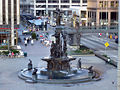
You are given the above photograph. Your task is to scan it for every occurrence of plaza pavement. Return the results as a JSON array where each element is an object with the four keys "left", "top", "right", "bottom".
[{"left": 0, "top": 38, "right": 117, "bottom": 90}]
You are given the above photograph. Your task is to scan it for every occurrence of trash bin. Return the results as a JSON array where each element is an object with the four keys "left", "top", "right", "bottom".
[
  {"left": 36, "top": 38, "right": 38, "bottom": 40},
  {"left": 24, "top": 52, "right": 27, "bottom": 57}
]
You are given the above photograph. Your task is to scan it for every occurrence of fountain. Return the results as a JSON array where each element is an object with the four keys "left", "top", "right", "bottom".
[
  {"left": 41, "top": 28, "right": 77, "bottom": 79},
  {"left": 18, "top": 8, "right": 100, "bottom": 83}
]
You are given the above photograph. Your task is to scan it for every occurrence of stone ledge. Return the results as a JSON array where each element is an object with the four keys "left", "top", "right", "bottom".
[
  {"left": 18, "top": 68, "right": 100, "bottom": 84},
  {"left": 94, "top": 52, "right": 117, "bottom": 67}
]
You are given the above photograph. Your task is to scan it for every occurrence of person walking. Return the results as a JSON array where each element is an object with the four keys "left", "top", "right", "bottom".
[
  {"left": 24, "top": 40, "right": 27, "bottom": 46},
  {"left": 29, "top": 36, "right": 32, "bottom": 40},
  {"left": 11, "top": 52, "right": 14, "bottom": 58},
  {"left": 31, "top": 39, "right": 34, "bottom": 45},
  {"left": 8, "top": 52, "right": 12, "bottom": 58}
]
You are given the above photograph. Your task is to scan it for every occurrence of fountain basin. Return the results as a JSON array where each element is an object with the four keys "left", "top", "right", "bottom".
[{"left": 18, "top": 67, "right": 100, "bottom": 84}]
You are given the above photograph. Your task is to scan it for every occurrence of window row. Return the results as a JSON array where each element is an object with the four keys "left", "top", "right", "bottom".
[
  {"left": 36, "top": 5, "right": 70, "bottom": 8},
  {"left": 36, "top": 0, "right": 87, "bottom": 3},
  {"left": 99, "top": 1, "right": 118, "bottom": 8}
]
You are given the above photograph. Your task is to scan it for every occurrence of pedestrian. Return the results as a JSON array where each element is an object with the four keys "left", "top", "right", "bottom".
[
  {"left": 40, "top": 38, "right": 43, "bottom": 43},
  {"left": 24, "top": 40, "right": 27, "bottom": 46},
  {"left": 29, "top": 36, "right": 32, "bottom": 40},
  {"left": 24, "top": 37, "right": 26, "bottom": 40},
  {"left": 45, "top": 40, "right": 50, "bottom": 47},
  {"left": 27, "top": 38, "right": 30, "bottom": 44},
  {"left": 8, "top": 52, "right": 12, "bottom": 58},
  {"left": 31, "top": 39, "right": 34, "bottom": 45},
  {"left": 26, "top": 37, "right": 28, "bottom": 41},
  {"left": 11, "top": 52, "right": 14, "bottom": 58},
  {"left": 78, "top": 58, "right": 81, "bottom": 69},
  {"left": 112, "top": 81, "right": 114, "bottom": 84}
]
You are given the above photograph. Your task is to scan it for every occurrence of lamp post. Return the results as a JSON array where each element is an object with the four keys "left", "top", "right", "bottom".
[
  {"left": 7, "top": 32, "right": 10, "bottom": 52},
  {"left": 33, "top": 19, "right": 35, "bottom": 31},
  {"left": 117, "top": 0, "right": 120, "bottom": 90}
]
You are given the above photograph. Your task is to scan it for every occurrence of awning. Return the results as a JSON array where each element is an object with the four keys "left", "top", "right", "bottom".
[{"left": 0, "top": 32, "right": 10, "bottom": 34}]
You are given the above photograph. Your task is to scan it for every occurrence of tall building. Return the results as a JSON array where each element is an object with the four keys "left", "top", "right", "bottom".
[
  {"left": 20, "top": 0, "right": 34, "bottom": 15},
  {"left": 20, "top": 0, "right": 88, "bottom": 26},
  {"left": 0, "top": 0, "right": 20, "bottom": 46},
  {"left": 20, "top": 0, "right": 87, "bottom": 16},
  {"left": 33, "top": 0, "right": 87, "bottom": 17},
  {"left": 87, "top": 0, "right": 118, "bottom": 27}
]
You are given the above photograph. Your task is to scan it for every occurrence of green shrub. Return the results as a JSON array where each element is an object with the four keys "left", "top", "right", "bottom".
[
  {"left": 102, "top": 54, "right": 110, "bottom": 59},
  {"left": 103, "top": 54, "right": 107, "bottom": 57},
  {"left": 10, "top": 49, "right": 19, "bottom": 54},
  {"left": 32, "top": 32, "right": 36, "bottom": 39},
  {"left": 2, "top": 51, "right": 9, "bottom": 56},
  {"left": 0, "top": 52, "right": 1, "bottom": 55},
  {"left": 0, "top": 46, "right": 8, "bottom": 49},
  {"left": 73, "top": 47, "right": 93, "bottom": 54}
]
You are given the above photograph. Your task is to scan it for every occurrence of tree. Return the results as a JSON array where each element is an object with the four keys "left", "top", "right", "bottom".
[{"left": 32, "top": 32, "right": 36, "bottom": 39}]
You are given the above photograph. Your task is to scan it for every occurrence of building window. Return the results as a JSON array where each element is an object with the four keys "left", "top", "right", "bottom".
[
  {"left": 36, "top": 5, "right": 46, "bottom": 8},
  {"left": 88, "top": 11, "right": 90, "bottom": 18},
  {"left": 83, "top": 0, "right": 87, "bottom": 3},
  {"left": 111, "top": 1, "right": 114, "bottom": 7},
  {"left": 48, "top": 5, "right": 59, "bottom": 8},
  {"left": 61, "top": 5, "right": 69, "bottom": 8},
  {"left": 36, "top": 0, "right": 46, "bottom": 3},
  {"left": 72, "top": 0, "right": 80, "bottom": 3},
  {"left": 72, "top": 5, "right": 80, "bottom": 7},
  {"left": 99, "top": 1, "right": 103, "bottom": 8},
  {"left": 81, "top": 11, "right": 86, "bottom": 18},
  {"left": 61, "top": 0, "right": 69, "bottom": 3},
  {"left": 115, "top": 1, "right": 118, "bottom": 7},
  {"left": 111, "top": 12, "right": 118, "bottom": 21},
  {"left": 100, "top": 12, "right": 108, "bottom": 20},
  {"left": 104, "top": 1, "right": 108, "bottom": 8},
  {"left": 8, "top": 0, "right": 11, "bottom": 24},
  {"left": 14, "top": 0, "right": 17, "bottom": 24},
  {"left": 3, "top": 0, "right": 5, "bottom": 24},
  {"left": 48, "top": 0, "right": 59, "bottom": 3}
]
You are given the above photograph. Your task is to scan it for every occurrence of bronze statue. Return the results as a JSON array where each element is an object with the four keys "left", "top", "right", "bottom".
[
  {"left": 54, "top": 8, "right": 64, "bottom": 26},
  {"left": 88, "top": 66, "right": 93, "bottom": 73},
  {"left": 50, "top": 41, "right": 55, "bottom": 57},
  {"left": 32, "top": 68, "right": 38, "bottom": 75},
  {"left": 28, "top": 59, "right": 32, "bottom": 70},
  {"left": 78, "top": 58, "right": 81, "bottom": 69}
]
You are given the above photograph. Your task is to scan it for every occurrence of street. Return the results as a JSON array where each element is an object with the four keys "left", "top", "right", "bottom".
[{"left": 81, "top": 33, "right": 118, "bottom": 62}]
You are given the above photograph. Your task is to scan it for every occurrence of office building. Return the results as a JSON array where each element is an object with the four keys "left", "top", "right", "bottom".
[
  {"left": 87, "top": 0, "right": 118, "bottom": 27},
  {"left": 0, "top": 0, "right": 20, "bottom": 46}
]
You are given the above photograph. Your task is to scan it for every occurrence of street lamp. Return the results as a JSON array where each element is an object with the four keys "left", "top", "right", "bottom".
[
  {"left": 33, "top": 19, "right": 35, "bottom": 31},
  {"left": 7, "top": 32, "right": 10, "bottom": 52}
]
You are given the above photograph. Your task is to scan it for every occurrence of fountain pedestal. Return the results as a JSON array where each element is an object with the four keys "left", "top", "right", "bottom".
[{"left": 41, "top": 57, "right": 76, "bottom": 79}]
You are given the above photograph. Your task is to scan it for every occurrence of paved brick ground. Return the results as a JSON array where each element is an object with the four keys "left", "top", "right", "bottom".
[{"left": 0, "top": 38, "right": 117, "bottom": 90}]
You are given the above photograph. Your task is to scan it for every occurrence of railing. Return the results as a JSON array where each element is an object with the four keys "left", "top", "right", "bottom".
[
  {"left": 79, "top": 25, "right": 118, "bottom": 30},
  {"left": 65, "top": 25, "right": 118, "bottom": 34}
]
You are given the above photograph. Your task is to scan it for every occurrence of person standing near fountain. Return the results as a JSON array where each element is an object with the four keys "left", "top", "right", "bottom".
[
  {"left": 28, "top": 59, "right": 33, "bottom": 70},
  {"left": 78, "top": 58, "right": 81, "bottom": 69},
  {"left": 32, "top": 68, "right": 38, "bottom": 82}
]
